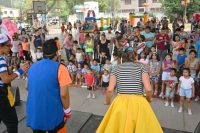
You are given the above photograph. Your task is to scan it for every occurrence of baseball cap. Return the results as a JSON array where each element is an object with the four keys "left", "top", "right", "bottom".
[
  {"left": 43, "top": 39, "right": 58, "bottom": 58},
  {"left": 0, "top": 34, "right": 9, "bottom": 44}
]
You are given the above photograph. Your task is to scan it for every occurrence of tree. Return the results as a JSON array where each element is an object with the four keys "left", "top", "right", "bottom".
[
  {"left": 97, "top": 0, "right": 109, "bottom": 12},
  {"left": 161, "top": 0, "right": 200, "bottom": 19}
]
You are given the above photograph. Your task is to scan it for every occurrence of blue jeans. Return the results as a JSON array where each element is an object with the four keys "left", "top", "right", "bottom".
[
  {"left": 65, "top": 49, "right": 72, "bottom": 61},
  {"left": 157, "top": 49, "right": 167, "bottom": 62}
]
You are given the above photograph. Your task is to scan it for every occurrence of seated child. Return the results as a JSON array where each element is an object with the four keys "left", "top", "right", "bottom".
[
  {"left": 103, "top": 59, "right": 112, "bottom": 72},
  {"left": 101, "top": 70, "right": 110, "bottom": 93},
  {"left": 67, "top": 60, "right": 77, "bottom": 83},
  {"left": 111, "top": 53, "right": 120, "bottom": 69},
  {"left": 75, "top": 48, "right": 84, "bottom": 65},
  {"left": 76, "top": 63, "right": 82, "bottom": 85}
]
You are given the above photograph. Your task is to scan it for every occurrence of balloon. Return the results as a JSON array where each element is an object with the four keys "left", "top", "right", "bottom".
[{"left": 1, "top": 18, "right": 19, "bottom": 39}]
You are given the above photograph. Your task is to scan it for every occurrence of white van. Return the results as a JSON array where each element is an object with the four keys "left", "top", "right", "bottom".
[{"left": 48, "top": 19, "right": 59, "bottom": 25}]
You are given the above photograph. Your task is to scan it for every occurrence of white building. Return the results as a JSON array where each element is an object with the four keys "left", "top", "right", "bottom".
[
  {"left": 0, "top": 6, "right": 20, "bottom": 18},
  {"left": 119, "top": 0, "right": 163, "bottom": 17}
]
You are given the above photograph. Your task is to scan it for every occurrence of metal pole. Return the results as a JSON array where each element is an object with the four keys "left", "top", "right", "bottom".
[{"left": 184, "top": 5, "right": 187, "bottom": 22}]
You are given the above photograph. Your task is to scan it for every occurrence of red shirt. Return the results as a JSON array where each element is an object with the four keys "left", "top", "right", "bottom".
[
  {"left": 84, "top": 74, "right": 94, "bottom": 86},
  {"left": 61, "top": 25, "right": 65, "bottom": 32},
  {"left": 156, "top": 34, "right": 169, "bottom": 50}
]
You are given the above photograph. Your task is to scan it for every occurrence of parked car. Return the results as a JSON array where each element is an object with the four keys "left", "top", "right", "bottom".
[{"left": 48, "top": 19, "right": 59, "bottom": 25}]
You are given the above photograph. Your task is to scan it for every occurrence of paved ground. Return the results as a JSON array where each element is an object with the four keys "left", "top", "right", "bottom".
[
  {"left": 10, "top": 26, "right": 200, "bottom": 133},
  {"left": 12, "top": 79, "right": 200, "bottom": 133}
]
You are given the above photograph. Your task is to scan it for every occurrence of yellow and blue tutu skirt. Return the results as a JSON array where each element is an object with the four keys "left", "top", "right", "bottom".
[{"left": 96, "top": 94, "right": 163, "bottom": 133}]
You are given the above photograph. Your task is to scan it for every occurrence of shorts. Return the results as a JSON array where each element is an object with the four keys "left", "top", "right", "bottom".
[
  {"left": 162, "top": 71, "right": 170, "bottom": 81},
  {"left": 87, "top": 86, "right": 95, "bottom": 91},
  {"left": 179, "top": 88, "right": 192, "bottom": 98},
  {"left": 165, "top": 88, "right": 175, "bottom": 98},
  {"left": 102, "top": 82, "right": 109, "bottom": 88},
  {"left": 150, "top": 75, "right": 159, "bottom": 82}
]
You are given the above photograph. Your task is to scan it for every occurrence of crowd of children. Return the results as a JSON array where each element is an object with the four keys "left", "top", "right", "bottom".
[
  {"left": 6, "top": 30, "right": 32, "bottom": 79},
  {"left": 59, "top": 18, "right": 200, "bottom": 115},
  {"left": 9, "top": 19, "right": 200, "bottom": 115}
]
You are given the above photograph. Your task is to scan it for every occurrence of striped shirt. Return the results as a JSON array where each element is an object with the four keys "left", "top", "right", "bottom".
[
  {"left": 0, "top": 55, "right": 8, "bottom": 86},
  {"left": 111, "top": 62, "right": 147, "bottom": 94}
]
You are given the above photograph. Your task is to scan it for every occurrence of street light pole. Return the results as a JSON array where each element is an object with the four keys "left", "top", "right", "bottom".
[{"left": 182, "top": 0, "right": 190, "bottom": 23}]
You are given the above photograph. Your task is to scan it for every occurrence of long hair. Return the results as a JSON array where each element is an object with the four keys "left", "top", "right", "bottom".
[{"left": 122, "top": 51, "right": 137, "bottom": 63}]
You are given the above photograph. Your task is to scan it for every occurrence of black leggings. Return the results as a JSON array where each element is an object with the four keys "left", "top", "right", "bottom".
[
  {"left": 23, "top": 50, "right": 32, "bottom": 61},
  {"left": 0, "top": 97, "right": 18, "bottom": 133}
]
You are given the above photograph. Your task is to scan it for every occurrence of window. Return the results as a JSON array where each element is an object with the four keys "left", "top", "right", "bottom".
[
  {"left": 10, "top": 11, "right": 13, "bottom": 14},
  {"left": 4, "top": 11, "right": 7, "bottom": 14},
  {"left": 125, "top": 0, "right": 131, "bottom": 5},
  {"left": 150, "top": 8, "right": 162, "bottom": 12},
  {"left": 152, "top": 0, "right": 159, "bottom": 3},
  {"left": 138, "top": 0, "right": 145, "bottom": 7}
]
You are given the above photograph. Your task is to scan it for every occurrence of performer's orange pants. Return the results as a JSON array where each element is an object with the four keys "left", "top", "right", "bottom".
[{"left": 57, "top": 126, "right": 67, "bottom": 133}]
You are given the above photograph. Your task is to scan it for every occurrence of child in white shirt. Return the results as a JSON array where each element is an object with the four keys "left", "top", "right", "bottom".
[
  {"left": 75, "top": 48, "right": 84, "bottom": 64},
  {"left": 67, "top": 60, "right": 77, "bottom": 83},
  {"left": 177, "top": 68, "right": 195, "bottom": 115},
  {"left": 35, "top": 48, "right": 43, "bottom": 61},
  {"left": 101, "top": 70, "right": 110, "bottom": 93}
]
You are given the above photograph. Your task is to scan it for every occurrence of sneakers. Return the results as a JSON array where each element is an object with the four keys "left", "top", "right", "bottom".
[
  {"left": 165, "top": 102, "right": 169, "bottom": 107},
  {"left": 159, "top": 92, "right": 165, "bottom": 99},
  {"left": 188, "top": 109, "right": 192, "bottom": 115},
  {"left": 87, "top": 93, "right": 91, "bottom": 99},
  {"left": 92, "top": 94, "right": 96, "bottom": 99},
  {"left": 195, "top": 96, "right": 199, "bottom": 102},
  {"left": 154, "top": 91, "right": 158, "bottom": 96},
  {"left": 170, "top": 102, "right": 174, "bottom": 108},
  {"left": 178, "top": 107, "right": 183, "bottom": 113},
  {"left": 159, "top": 92, "right": 163, "bottom": 98},
  {"left": 87, "top": 93, "right": 95, "bottom": 99}
]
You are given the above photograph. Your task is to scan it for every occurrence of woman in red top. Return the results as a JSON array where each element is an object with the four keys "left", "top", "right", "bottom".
[
  {"left": 155, "top": 28, "right": 170, "bottom": 61},
  {"left": 84, "top": 69, "right": 95, "bottom": 99}
]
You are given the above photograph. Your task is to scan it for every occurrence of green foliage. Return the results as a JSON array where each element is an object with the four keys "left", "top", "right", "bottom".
[
  {"left": 13, "top": 0, "right": 121, "bottom": 18},
  {"left": 97, "top": 0, "right": 109, "bottom": 12},
  {"left": 161, "top": 0, "right": 200, "bottom": 18}
]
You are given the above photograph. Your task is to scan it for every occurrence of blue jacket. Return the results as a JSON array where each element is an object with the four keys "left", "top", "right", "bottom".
[{"left": 27, "top": 59, "right": 64, "bottom": 130}]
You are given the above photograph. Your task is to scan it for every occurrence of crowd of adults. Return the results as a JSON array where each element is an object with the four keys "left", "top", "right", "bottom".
[{"left": 1, "top": 15, "right": 200, "bottom": 133}]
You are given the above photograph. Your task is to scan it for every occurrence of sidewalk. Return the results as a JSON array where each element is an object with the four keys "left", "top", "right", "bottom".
[
  {"left": 12, "top": 79, "right": 200, "bottom": 133},
  {"left": 14, "top": 27, "right": 200, "bottom": 133}
]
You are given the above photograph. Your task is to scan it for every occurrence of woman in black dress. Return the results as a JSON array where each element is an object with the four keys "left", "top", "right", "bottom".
[{"left": 98, "top": 34, "right": 110, "bottom": 60}]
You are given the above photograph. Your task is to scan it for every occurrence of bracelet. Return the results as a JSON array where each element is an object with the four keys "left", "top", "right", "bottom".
[
  {"left": 64, "top": 107, "right": 71, "bottom": 114},
  {"left": 14, "top": 69, "right": 23, "bottom": 76}
]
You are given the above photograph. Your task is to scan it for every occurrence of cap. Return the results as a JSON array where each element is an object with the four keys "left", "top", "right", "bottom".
[
  {"left": 43, "top": 39, "right": 58, "bottom": 57},
  {"left": 0, "top": 34, "right": 9, "bottom": 44}
]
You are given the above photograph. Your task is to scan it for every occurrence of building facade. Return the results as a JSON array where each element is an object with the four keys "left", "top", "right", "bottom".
[
  {"left": 0, "top": 0, "right": 13, "bottom": 8},
  {"left": 0, "top": 6, "right": 20, "bottom": 18},
  {"left": 120, "top": 0, "right": 162, "bottom": 14}
]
